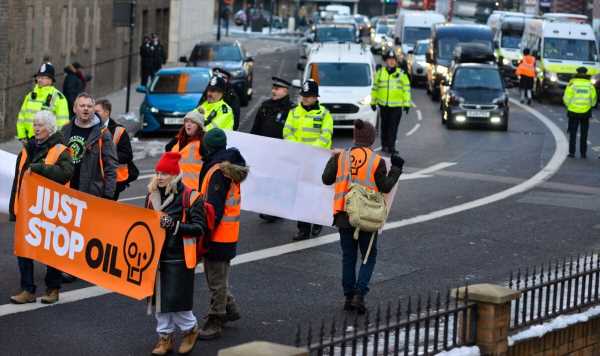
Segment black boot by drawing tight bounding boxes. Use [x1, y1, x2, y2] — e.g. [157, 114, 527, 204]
[225, 303, 241, 322]
[351, 294, 367, 315]
[344, 296, 354, 311]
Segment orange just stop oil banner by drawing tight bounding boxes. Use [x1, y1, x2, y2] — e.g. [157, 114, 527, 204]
[14, 172, 165, 300]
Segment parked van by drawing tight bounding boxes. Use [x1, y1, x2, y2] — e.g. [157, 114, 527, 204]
[394, 10, 446, 55]
[521, 17, 600, 98]
[425, 24, 494, 100]
[294, 43, 377, 129]
[488, 12, 534, 83]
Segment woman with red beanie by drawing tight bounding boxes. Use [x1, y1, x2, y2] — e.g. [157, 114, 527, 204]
[145, 151, 207, 355]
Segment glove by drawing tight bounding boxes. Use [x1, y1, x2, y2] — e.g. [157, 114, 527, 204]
[160, 215, 176, 233]
[371, 105, 377, 112]
[391, 154, 405, 170]
[404, 107, 410, 114]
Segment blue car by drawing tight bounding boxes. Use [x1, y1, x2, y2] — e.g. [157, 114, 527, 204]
[137, 67, 211, 133]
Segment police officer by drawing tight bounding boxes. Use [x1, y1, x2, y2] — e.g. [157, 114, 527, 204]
[283, 79, 333, 240]
[251, 76, 294, 222]
[16, 63, 70, 141]
[563, 67, 597, 159]
[516, 48, 536, 105]
[371, 49, 412, 155]
[198, 75, 235, 131]
[199, 68, 241, 130]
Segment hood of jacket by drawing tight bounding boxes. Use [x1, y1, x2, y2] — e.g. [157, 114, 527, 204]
[147, 173, 184, 212]
[64, 65, 77, 75]
[204, 147, 248, 184]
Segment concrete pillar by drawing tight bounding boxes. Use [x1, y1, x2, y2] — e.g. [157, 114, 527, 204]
[594, 0, 600, 43]
[454, 284, 520, 356]
[168, 0, 215, 64]
[218, 341, 308, 356]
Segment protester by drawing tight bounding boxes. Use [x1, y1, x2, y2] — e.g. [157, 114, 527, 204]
[322, 119, 403, 314]
[8, 110, 74, 304]
[198, 68, 241, 130]
[563, 67, 597, 159]
[283, 79, 333, 240]
[17, 63, 70, 140]
[197, 128, 248, 340]
[516, 48, 535, 105]
[198, 76, 235, 131]
[95, 99, 138, 199]
[140, 36, 155, 86]
[164, 110, 206, 190]
[146, 152, 206, 355]
[63, 63, 85, 118]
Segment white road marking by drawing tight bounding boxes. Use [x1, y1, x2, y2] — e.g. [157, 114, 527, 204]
[400, 162, 457, 181]
[558, 118, 564, 122]
[416, 109, 423, 121]
[118, 195, 146, 202]
[406, 123, 421, 136]
[373, 146, 382, 152]
[0, 99, 568, 318]
[592, 146, 600, 152]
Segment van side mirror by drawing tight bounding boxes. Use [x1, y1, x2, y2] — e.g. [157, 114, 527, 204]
[179, 56, 188, 63]
[394, 38, 401, 46]
[297, 62, 305, 71]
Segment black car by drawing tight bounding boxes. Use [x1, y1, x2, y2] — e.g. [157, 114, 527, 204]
[179, 41, 254, 106]
[441, 63, 509, 131]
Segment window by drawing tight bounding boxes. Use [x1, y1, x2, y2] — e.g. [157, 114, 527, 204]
[500, 31, 522, 49]
[452, 68, 503, 90]
[315, 27, 356, 42]
[150, 71, 211, 93]
[190, 44, 243, 62]
[404, 27, 431, 46]
[414, 42, 429, 55]
[543, 38, 598, 61]
[308, 63, 371, 87]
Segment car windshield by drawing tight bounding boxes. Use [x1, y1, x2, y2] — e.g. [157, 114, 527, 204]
[452, 68, 503, 90]
[316, 27, 356, 42]
[190, 44, 242, 62]
[543, 38, 598, 61]
[150, 72, 211, 94]
[404, 27, 431, 46]
[501, 32, 522, 49]
[308, 63, 371, 86]
[438, 39, 492, 60]
[414, 42, 429, 55]
[377, 25, 391, 35]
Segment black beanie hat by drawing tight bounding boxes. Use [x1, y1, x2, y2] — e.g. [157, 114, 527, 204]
[204, 128, 227, 150]
[353, 119, 376, 147]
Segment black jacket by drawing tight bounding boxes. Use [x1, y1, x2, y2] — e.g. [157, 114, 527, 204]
[250, 95, 293, 139]
[199, 86, 241, 130]
[199, 147, 248, 261]
[140, 42, 155, 69]
[322, 146, 402, 228]
[152, 43, 167, 72]
[145, 177, 207, 312]
[9, 132, 74, 221]
[63, 66, 84, 112]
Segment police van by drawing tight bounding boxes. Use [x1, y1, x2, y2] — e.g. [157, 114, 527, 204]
[520, 17, 600, 98]
[294, 43, 377, 129]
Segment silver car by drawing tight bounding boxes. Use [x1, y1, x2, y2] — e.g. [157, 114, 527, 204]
[407, 39, 429, 84]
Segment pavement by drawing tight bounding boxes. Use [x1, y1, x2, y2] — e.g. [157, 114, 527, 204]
[2, 33, 600, 356]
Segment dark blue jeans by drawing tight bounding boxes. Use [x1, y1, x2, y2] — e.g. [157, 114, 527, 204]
[339, 228, 378, 297]
[18, 257, 61, 293]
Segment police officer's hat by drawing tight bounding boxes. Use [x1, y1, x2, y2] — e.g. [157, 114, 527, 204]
[206, 75, 227, 92]
[272, 76, 291, 89]
[36, 63, 55, 81]
[577, 66, 588, 75]
[300, 79, 319, 97]
[382, 49, 397, 61]
[212, 67, 232, 80]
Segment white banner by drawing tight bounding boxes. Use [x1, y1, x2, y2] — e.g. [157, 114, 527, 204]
[0, 149, 17, 215]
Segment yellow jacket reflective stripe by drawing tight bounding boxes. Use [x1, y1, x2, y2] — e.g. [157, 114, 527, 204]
[283, 104, 333, 149]
[371, 67, 412, 108]
[17, 85, 70, 139]
[563, 78, 597, 114]
[199, 99, 234, 131]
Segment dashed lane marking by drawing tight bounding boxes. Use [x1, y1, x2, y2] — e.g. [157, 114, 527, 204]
[416, 109, 423, 121]
[406, 123, 421, 136]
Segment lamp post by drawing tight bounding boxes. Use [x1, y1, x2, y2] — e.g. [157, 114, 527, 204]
[125, 0, 136, 113]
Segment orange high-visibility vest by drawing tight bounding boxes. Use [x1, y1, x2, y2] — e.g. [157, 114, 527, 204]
[14, 143, 69, 216]
[516, 55, 536, 78]
[112, 126, 129, 183]
[171, 140, 203, 190]
[333, 147, 381, 214]
[200, 164, 241, 244]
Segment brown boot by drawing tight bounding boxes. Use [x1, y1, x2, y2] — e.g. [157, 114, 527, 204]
[40, 289, 59, 304]
[178, 325, 200, 354]
[151, 334, 174, 356]
[197, 316, 224, 340]
[9, 290, 35, 304]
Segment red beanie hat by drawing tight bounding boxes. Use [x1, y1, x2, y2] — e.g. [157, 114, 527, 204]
[155, 152, 181, 175]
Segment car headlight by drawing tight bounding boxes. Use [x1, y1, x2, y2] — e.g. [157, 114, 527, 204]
[386, 40, 394, 47]
[374, 37, 382, 43]
[436, 65, 448, 76]
[493, 96, 506, 106]
[591, 75, 599, 86]
[546, 72, 558, 82]
[149, 106, 159, 113]
[359, 94, 372, 106]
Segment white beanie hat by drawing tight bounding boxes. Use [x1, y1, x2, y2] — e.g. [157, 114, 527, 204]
[183, 108, 205, 129]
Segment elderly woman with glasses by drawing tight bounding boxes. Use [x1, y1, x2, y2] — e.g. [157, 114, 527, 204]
[8, 110, 74, 305]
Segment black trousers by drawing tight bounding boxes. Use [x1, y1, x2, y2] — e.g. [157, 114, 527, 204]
[567, 113, 590, 156]
[379, 106, 403, 150]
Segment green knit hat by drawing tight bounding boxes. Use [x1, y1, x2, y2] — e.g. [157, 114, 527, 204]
[203, 128, 227, 150]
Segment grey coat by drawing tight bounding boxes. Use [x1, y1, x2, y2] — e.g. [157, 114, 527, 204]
[61, 118, 118, 198]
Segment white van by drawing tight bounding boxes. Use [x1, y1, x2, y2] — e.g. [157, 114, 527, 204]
[294, 43, 377, 129]
[521, 17, 600, 97]
[488, 12, 534, 82]
[394, 11, 446, 55]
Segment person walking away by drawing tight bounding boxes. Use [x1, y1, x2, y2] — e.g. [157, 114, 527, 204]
[140, 36, 155, 86]
[197, 128, 248, 340]
[283, 79, 333, 240]
[17, 63, 70, 141]
[63, 63, 85, 118]
[61, 93, 118, 283]
[198, 68, 241, 129]
[95, 99, 138, 200]
[8, 111, 74, 305]
[164, 110, 206, 190]
[251, 76, 294, 222]
[371, 49, 411, 154]
[563, 67, 597, 159]
[146, 152, 206, 355]
[516, 48, 536, 104]
[151, 34, 167, 79]
[322, 119, 403, 313]
[198, 76, 235, 131]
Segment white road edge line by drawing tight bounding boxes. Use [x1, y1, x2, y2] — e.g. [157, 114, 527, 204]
[406, 123, 421, 136]
[416, 109, 423, 121]
[0, 99, 568, 318]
